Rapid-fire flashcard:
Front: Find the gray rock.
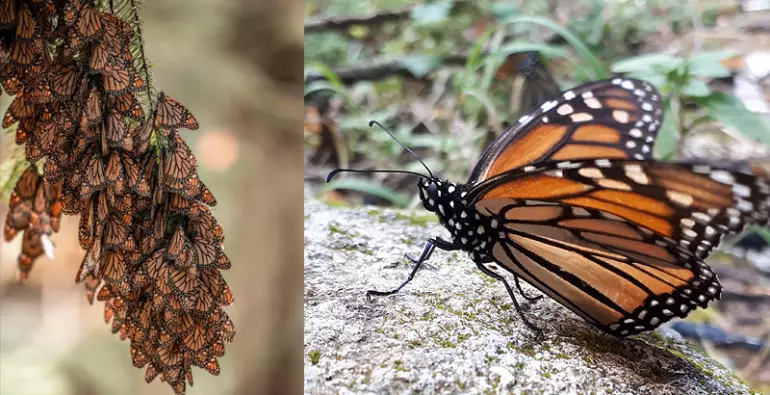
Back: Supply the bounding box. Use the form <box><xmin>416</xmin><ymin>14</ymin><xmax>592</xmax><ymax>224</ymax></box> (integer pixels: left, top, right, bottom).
<box><xmin>304</xmin><ymin>199</ymin><xmax>756</xmax><ymax>395</ymax></box>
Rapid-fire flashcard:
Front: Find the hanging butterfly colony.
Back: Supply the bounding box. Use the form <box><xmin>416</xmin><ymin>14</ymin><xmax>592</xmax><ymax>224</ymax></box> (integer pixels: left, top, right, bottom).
<box><xmin>329</xmin><ymin>77</ymin><xmax>770</xmax><ymax>337</ymax></box>
<box><xmin>0</xmin><ymin>2</ymin><xmax>233</xmax><ymax>395</ymax></box>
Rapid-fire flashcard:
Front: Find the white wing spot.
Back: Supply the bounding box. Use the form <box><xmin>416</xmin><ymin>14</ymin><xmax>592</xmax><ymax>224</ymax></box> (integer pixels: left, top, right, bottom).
<box><xmin>625</xmin><ymin>168</ymin><xmax>650</xmax><ymax>184</ymax></box>
<box><xmin>680</xmin><ymin>218</ymin><xmax>695</xmax><ymax>228</ymax></box>
<box><xmin>692</xmin><ymin>212</ymin><xmax>711</xmax><ymax>223</ymax></box>
<box><xmin>626</xmin><ymin>141</ymin><xmax>637</xmax><ymax>149</ymax></box>
<box><xmin>579</xmin><ymin>168</ymin><xmax>604</xmax><ymax>178</ymax></box>
<box><xmin>732</xmin><ymin>183</ymin><xmax>750</xmax><ymax>198</ymax></box>
<box><xmin>629</xmin><ymin>129</ymin><xmax>643</xmax><ymax>138</ymax></box>
<box><xmin>564</xmin><ymin>90</ymin><xmax>576</xmax><ymax>100</ymax></box>
<box><xmin>571</xmin><ymin>113</ymin><xmax>593</xmax><ymax>122</ymax></box>
<box><xmin>667</xmin><ymin>190</ymin><xmax>694</xmax><ymax>207</ymax></box>
<box><xmin>595</xmin><ymin>159</ymin><xmax>612</xmax><ymax>167</ymax></box>
<box><xmin>612</xmin><ymin>110</ymin><xmax>630</xmax><ymax>123</ymax></box>
<box><xmin>557</xmin><ymin>104</ymin><xmax>574</xmax><ymax>115</ymax></box>
<box><xmin>709</xmin><ymin>170</ymin><xmax>735</xmax><ymax>184</ymax></box>
<box><xmin>736</xmin><ymin>199</ymin><xmax>753</xmax><ymax>211</ymax></box>
<box><xmin>584</xmin><ymin>98</ymin><xmax>602</xmax><ymax>109</ymax></box>
<box><xmin>541</xmin><ymin>100</ymin><xmax>558</xmax><ymax>111</ymax></box>
<box><xmin>582</xmin><ymin>91</ymin><xmax>594</xmax><ymax>98</ymax></box>
<box><xmin>597</xmin><ymin>179</ymin><xmax>632</xmax><ymax>191</ymax></box>
<box><xmin>641</xmin><ymin>102</ymin><xmax>653</xmax><ymax>111</ymax></box>
<box><xmin>621</xmin><ymin>80</ymin><xmax>634</xmax><ymax>89</ymax></box>
<box><xmin>612</xmin><ymin>78</ymin><xmax>622</xmax><ymax>85</ymax></box>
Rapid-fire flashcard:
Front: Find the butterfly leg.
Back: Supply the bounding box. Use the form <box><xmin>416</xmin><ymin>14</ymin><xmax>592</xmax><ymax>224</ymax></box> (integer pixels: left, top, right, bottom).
<box><xmin>475</xmin><ymin>262</ymin><xmax>542</xmax><ymax>335</ymax></box>
<box><xmin>366</xmin><ymin>237</ymin><xmax>460</xmax><ymax>301</ymax></box>
<box><xmin>513</xmin><ymin>275</ymin><xmax>542</xmax><ymax>301</ymax></box>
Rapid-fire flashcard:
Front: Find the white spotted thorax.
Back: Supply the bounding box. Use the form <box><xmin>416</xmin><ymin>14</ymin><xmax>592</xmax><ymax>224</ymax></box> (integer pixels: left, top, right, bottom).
<box><xmin>418</xmin><ymin>179</ymin><xmax>493</xmax><ymax>262</ymax></box>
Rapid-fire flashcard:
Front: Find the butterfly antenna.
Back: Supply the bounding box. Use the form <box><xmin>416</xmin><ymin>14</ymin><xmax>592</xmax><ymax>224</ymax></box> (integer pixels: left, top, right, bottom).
<box><xmin>369</xmin><ymin>120</ymin><xmax>434</xmax><ymax>179</ymax></box>
<box><xmin>326</xmin><ymin>168</ymin><xmax>427</xmax><ymax>183</ymax></box>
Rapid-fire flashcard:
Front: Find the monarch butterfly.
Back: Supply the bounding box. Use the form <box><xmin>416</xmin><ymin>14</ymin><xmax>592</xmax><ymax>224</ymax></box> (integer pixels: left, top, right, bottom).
<box><xmin>516</xmin><ymin>51</ymin><xmax>561</xmax><ymax>118</ymax></box>
<box><xmin>0</xmin><ymin>0</ymin><xmax>16</xmax><ymax>30</ymax></box>
<box><xmin>328</xmin><ymin>77</ymin><xmax>770</xmax><ymax>337</ymax></box>
<box><xmin>108</xmin><ymin>93</ymin><xmax>145</xmax><ymax>120</ymax></box>
<box><xmin>102</xmin><ymin>63</ymin><xmax>145</xmax><ymax>95</ymax></box>
<box><xmin>154</xmin><ymin>92</ymin><xmax>199</xmax><ymax>131</ymax></box>
<box><xmin>76</xmin><ymin>4</ymin><xmax>102</xmax><ymax>40</ymax></box>
<box><xmin>15</xmin><ymin>4</ymin><xmax>37</xmax><ymax>40</ymax></box>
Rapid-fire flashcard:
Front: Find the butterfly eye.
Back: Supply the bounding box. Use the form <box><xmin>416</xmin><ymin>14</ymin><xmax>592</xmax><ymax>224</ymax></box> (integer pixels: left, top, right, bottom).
<box><xmin>424</xmin><ymin>182</ymin><xmax>438</xmax><ymax>198</ymax></box>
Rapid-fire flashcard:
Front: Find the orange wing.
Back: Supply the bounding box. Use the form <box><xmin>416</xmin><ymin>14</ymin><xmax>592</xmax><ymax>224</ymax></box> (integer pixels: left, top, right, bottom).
<box><xmin>468</xmin><ymin>159</ymin><xmax>770</xmax><ymax>260</ymax></box>
<box><xmin>468</xmin><ymin>78</ymin><xmax>663</xmax><ymax>184</ymax></box>
<box><xmin>477</xmin><ymin>200</ymin><xmax>720</xmax><ymax>336</ymax></box>
<box><xmin>468</xmin><ymin>160</ymin><xmax>770</xmax><ymax>335</ymax></box>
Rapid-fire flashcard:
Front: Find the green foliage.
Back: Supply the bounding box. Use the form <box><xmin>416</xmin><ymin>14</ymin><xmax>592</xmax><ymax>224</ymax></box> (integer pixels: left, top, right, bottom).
<box><xmin>324</xmin><ymin>178</ymin><xmax>411</xmax><ymax>207</ymax></box>
<box><xmin>0</xmin><ymin>147</ymin><xmax>28</xmax><ymax>201</ymax></box>
<box><xmin>501</xmin><ymin>15</ymin><xmax>607</xmax><ymax>80</ymax></box>
<box><xmin>613</xmin><ymin>50</ymin><xmax>770</xmax><ymax>155</ymax></box>
<box><xmin>307</xmin><ymin>1</ymin><xmax>769</xmax><ymax>204</ymax></box>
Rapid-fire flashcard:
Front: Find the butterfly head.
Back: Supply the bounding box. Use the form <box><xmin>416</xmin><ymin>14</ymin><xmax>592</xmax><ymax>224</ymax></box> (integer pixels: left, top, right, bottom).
<box><xmin>417</xmin><ymin>178</ymin><xmax>466</xmax><ymax>216</ymax></box>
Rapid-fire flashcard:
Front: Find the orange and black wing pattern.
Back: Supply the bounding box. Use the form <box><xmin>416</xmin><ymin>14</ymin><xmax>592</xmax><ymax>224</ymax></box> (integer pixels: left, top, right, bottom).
<box><xmin>468</xmin><ymin>78</ymin><xmax>663</xmax><ymax>185</ymax></box>
<box><xmin>463</xmin><ymin>159</ymin><xmax>770</xmax><ymax>335</ymax></box>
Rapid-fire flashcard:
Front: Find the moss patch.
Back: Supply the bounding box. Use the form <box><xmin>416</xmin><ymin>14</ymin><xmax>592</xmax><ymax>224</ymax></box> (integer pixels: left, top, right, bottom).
<box><xmin>308</xmin><ymin>350</ymin><xmax>321</xmax><ymax>365</ymax></box>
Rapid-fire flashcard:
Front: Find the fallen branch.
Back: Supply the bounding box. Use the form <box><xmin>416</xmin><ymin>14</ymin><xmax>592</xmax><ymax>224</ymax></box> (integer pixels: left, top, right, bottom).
<box><xmin>305</xmin><ymin>54</ymin><xmax>472</xmax><ymax>85</ymax></box>
<box><xmin>305</xmin><ymin>7</ymin><xmax>412</xmax><ymax>34</ymax></box>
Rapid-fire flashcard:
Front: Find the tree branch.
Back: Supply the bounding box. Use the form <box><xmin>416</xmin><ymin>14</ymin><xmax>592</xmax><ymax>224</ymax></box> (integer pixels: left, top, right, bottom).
<box><xmin>304</xmin><ymin>7</ymin><xmax>412</xmax><ymax>34</ymax></box>
<box><xmin>305</xmin><ymin>54</ymin><xmax>473</xmax><ymax>85</ymax></box>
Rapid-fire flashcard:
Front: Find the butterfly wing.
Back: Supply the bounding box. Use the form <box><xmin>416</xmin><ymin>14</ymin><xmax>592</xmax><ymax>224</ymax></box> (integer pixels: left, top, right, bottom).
<box><xmin>465</xmin><ymin>159</ymin><xmax>770</xmax><ymax>335</ymax></box>
<box><xmin>468</xmin><ymin>78</ymin><xmax>663</xmax><ymax>185</ymax></box>
<box><xmin>477</xmin><ymin>200</ymin><xmax>720</xmax><ymax>336</ymax></box>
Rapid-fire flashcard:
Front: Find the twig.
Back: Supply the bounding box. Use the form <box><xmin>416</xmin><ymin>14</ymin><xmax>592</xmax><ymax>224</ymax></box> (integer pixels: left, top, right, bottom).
<box><xmin>305</xmin><ymin>54</ymin><xmax>474</xmax><ymax>85</ymax></box>
<box><xmin>304</xmin><ymin>7</ymin><xmax>413</xmax><ymax>34</ymax></box>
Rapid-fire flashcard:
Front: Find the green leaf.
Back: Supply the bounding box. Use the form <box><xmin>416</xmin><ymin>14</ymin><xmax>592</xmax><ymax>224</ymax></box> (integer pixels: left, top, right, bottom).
<box><xmin>687</xmin><ymin>50</ymin><xmax>735</xmax><ymax>78</ymax></box>
<box><xmin>305</xmin><ymin>62</ymin><xmax>344</xmax><ymax>87</ymax></box>
<box><xmin>493</xmin><ymin>42</ymin><xmax>571</xmax><ymax>61</ymax></box>
<box><xmin>410</xmin><ymin>1</ymin><xmax>453</xmax><ymax>25</ymax></box>
<box><xmin>325</xmin><ymin>178</ymin><xmax>411</xmax><ymax>208</ymax></box>
<box><xmin>693</xmin><ymin>92</ymin><xmax>770</xmax><ymax>144</ymax></box>
<box><xmin>625</xmin><ymin>72</ymin><xmax>668</xmax><ymax>92</ymax></box>
<box><xmin>400</xmin><ymin>55</ymin><xmax>443</xmax><ymax>78</ymax></box>
<box><xmin>491</xmin><ymin>3</ymin><xmax>519</xmax><ymax>20</ymax></box>
<box><xmin>304</xmin><ymin>80</ymin><xmax>351</xmax><ymax>103</ymax></box>
<box><xmin>654</xmin><ymin>102</ymin><xmax>679</xmax><ymax>159</ymax></box>
<box><xmin>502</xmin><ymin>15</ymin><xmax>607</xmax><ymax>79</ymax></box>
<box><xmin>680</xmin><ymin>78</ymin><xmax>710</xmax><ymax>97</ymax></box>
<box><xmin>612</xmin><ymin>53</ymin><xmax>683</xmax><ymax>75</ymax></box>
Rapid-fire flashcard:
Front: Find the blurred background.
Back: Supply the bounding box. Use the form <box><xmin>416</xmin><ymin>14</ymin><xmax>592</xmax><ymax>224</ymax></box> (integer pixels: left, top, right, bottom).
<box><xmin>0</xmin><ymin>1</ymin><xmax>303</xmax><ymax>395</ymax></box>
<box><xmin>304</xmin><ymin>0</ymin><xmax>770</xmax><ymax>392</ymax></box>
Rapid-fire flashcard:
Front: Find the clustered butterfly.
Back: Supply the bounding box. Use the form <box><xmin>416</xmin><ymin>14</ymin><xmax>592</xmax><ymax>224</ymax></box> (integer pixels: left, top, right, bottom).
<box><xmin>329</xmin><ymin>77</ymin><xmax>770</xmax><ymax>337</ymax></box>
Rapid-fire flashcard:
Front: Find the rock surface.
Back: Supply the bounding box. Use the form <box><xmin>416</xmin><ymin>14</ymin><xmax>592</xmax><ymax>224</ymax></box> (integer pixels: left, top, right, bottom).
<box><xmin>304</xmin><ymin>199</ymin><xmax>757</xmax><ymax>395</ymax></box>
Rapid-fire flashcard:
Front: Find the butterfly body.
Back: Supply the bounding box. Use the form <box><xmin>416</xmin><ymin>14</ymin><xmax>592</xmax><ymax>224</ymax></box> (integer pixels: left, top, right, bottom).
<box><xmin>418</xmin><ymin>179</ymin><xmax>494</xmax><ymax>263</ymax></box>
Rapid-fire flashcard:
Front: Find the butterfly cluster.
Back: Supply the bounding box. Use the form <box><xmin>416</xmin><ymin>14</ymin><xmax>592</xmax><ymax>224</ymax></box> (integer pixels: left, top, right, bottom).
<box><xmin>0</xmin><ymin>2</ymin><xmax>231</xmax><ymax>394</ymax></box>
